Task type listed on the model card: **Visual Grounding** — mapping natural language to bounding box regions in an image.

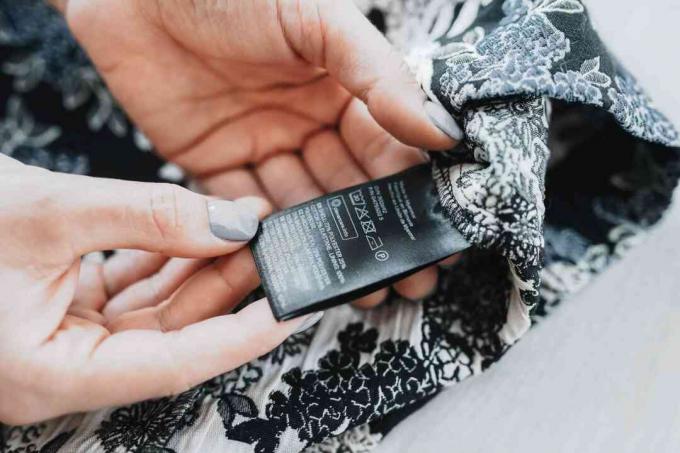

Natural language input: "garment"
[1,1,678,452]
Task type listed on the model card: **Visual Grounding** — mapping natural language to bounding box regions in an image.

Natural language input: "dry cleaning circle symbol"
[331,198,342,208]
[375,250,389,262]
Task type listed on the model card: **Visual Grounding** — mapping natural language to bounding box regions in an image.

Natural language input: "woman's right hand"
[52,0,463,308]
[0,155,310,425]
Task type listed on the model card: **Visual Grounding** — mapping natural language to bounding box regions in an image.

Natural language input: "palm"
[62,1,332,167]
[4,253,272,420]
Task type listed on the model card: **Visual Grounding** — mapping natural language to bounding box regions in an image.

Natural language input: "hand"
[0,155,310,425]
[53,0,464,307]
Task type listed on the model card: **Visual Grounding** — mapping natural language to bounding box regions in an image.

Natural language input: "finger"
[302,130,369,191]
[66,306,107,325]
[103,258,210,321]
[352,288,389,310]
[439,253,462,268]
[339,101,439,298]
[279,0,461,149]
[52,172,271,256]
[108,248,259,333]
[308,131,438,306]
[52,299,312,416]
[302,131,393,311]
[74,251,169,311]
[0,153,25,168]
[103,250,169,295]
[392,267,439,301]
[200,168,269,200]
[73,260,109,310]
[340,99,428,177]
[256,153,323,209]
[169,110,319,177]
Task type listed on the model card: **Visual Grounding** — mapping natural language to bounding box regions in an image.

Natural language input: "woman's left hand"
[0,156,311,424]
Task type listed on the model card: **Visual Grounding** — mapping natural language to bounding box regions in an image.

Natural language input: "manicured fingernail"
[207,200,260,241]
[424,101,464,140]
[292,311,324,335]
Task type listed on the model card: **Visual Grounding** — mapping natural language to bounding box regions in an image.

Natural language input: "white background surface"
[376,1,680,452]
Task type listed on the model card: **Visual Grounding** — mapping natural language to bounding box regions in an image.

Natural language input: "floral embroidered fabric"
[1,1,678,452]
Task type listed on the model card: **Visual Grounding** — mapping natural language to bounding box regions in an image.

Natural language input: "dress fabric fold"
[1,1,678,452]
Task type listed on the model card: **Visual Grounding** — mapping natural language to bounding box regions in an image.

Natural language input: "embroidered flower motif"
[260,329,315,365]
[548,57,612,106]
[0,1,136,139]
[217,394,258,429]
[304,423,382,453]
[435,97,549,274]
[439,5,571,107]
[338,322,379,354]
[202,362,263,398]
[0,95,89,173]
[430,0,678,147]
[608,74,680,146]
[95,393,197,453]
[2,424,47,453]
[318,351,357,393]
[0,96,60,156]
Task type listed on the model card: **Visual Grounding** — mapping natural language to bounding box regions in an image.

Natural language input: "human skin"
[0,155,312,424]
[51,0,462,308]
[0,0,468,424]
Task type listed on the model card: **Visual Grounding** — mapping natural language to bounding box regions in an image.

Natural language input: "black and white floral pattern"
[1,0,679,452]
[0,0,127,136]
[433,97,550,343]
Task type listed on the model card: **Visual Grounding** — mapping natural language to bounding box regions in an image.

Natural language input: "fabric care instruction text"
[254,201,344,308]
[251,164,470,320]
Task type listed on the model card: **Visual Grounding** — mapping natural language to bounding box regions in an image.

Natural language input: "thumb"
[52,173,270,257]
[280,0,463,150]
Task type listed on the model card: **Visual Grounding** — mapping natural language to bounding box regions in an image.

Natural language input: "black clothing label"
[250,164,470,320]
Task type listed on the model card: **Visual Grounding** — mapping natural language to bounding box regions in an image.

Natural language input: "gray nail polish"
[424,100,464,140]
[292,311,324,335]
[208,200,260,241]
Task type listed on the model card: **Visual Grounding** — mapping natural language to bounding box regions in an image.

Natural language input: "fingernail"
[424,101,464,141]
[292,311,324,335]
[207,200,260,241]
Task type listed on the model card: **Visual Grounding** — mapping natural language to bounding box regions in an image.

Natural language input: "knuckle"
[148,183,186,245]
[213,264,236,300]
[157,305,175,334]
